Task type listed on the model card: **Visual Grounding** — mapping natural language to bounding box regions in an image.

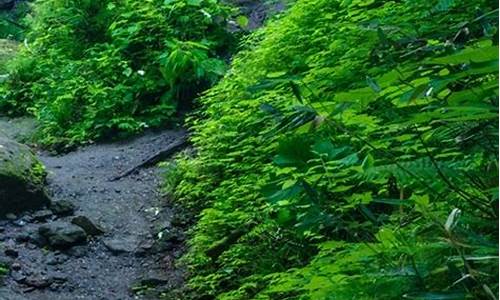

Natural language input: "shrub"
[168,0,498,299]
[1,0,234,146]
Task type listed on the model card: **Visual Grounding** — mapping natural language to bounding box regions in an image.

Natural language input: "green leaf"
[187,0,203,6]
[426,44,498,64]
[274,136,313,167]
[366,76,381,93]
[312,140,350,161]
[236,15,249,28]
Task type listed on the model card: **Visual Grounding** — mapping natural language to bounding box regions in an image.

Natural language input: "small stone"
[22,287,35,293]
[65,245,87,258]
[140,239,154,251]
[39,221,87,248]
[32,210,53,222]
[48,271,67,283]
[137,271,169,287]
[15,233,30,243]
[4,248,18,258]
[11,262,21,271]
[71,216,105,236]
[5,213,16,221]
[12,220,26,227]
[10,271,26,283]
[17,228,48,247]
[29,231,48,247]
[49,201,75,217]
[160,228,183,243]
[46,253,69,266]
[25,275,53,288]
[103,237,137,255]
[20,215,34,223]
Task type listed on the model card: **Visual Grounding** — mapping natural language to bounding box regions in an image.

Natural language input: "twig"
[109,136,188,181]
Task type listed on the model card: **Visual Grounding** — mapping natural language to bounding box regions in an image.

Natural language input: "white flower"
[137,70,145,76]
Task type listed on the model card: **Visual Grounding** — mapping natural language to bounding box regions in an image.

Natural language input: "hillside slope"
[169,0,499,299]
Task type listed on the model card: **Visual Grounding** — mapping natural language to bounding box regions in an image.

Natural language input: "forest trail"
[0,118,187,300]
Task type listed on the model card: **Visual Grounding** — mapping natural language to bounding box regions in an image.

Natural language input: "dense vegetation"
[0,0,234,147]
[0,1,29,40]
[166,0,499,299]
[0,0,497,299]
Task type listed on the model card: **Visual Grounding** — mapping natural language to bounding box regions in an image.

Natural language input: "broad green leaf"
[426,44,498,64]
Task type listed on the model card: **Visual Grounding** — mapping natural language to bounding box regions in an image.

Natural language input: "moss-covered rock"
[0,136,50,216]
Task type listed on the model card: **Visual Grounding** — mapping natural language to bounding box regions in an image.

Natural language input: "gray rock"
[4,248,18,258]
[47,271,67,282]
[32,209,53,222]
[25,274,54,288]
[160,228,183,243]
[10,262,21,271]
[71,216,105,236]
[136,271,169,287]
[0,117,37,143]
[12,219,26,227]
[0,136,50,216]
[103,237,137,255]
[10,270,26,283]
[45,253,69,265]
[49,200,75,216]
[15,227,48,247]
[38,222,87,248]
[65,245,87,258]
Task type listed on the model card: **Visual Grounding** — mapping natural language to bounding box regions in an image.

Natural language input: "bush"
[168,0,498,299]
[1,0,234,146]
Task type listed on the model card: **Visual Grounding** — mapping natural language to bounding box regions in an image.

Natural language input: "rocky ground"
[0,118,189,300]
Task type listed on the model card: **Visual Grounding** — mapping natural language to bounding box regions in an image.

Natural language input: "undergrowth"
[167,0,499,299]
[0,0,236,147]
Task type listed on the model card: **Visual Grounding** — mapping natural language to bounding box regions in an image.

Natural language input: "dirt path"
[1,119,187,299]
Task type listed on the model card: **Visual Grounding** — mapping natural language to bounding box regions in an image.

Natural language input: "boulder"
[71,216,105,236]
[38,221,87,248]
[0,136,50,216]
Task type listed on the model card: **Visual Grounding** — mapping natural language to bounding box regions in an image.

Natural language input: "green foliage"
[0,38,18,73]
[0,1,30,40]
[0,0,234,146]
[167,0,498,299]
